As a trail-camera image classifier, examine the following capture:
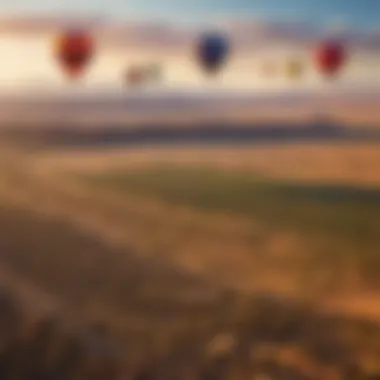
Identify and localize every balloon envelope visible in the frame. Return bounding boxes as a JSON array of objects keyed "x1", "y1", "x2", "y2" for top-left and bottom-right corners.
[
  {"x1": 196, "y1": 32, "x2": 230, "y2": 75},
  {"x1": 285, "y1": 59, "x2": 304, "y2": 80},
  {"x1": 55, "y1": 29, "x2": 94, "y2": 79},
  {"x1": 314, "y1": 41, "x2": 346, "y2": 78},
  {"x1": 125, "y1": 66, "x2": 146, "y2": 87},
  {"x1": 147, "y1": 63, "x2": 162, "y2": 83}
]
